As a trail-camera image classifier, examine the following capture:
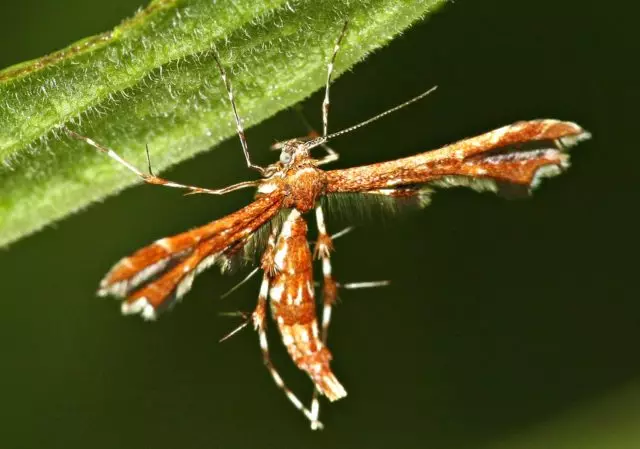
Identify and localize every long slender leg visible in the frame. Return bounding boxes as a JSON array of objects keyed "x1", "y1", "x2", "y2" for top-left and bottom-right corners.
[
  {"x1": 309, "y1": 204, "x2": 338, "y2": 429},
  {"x1": 220, "y1": 266, "x2": 261, "y2": 299},
  {"x1": 316, "y1": 143, "x2": 340, "y2": 166},
  {"x1": 340, "y1": 281, "x2": 390, "y2": 289},
  {"x1": 218, "y1": 279, "x2": 390, "y2": 343},
  {"x1": 272, "y1": 40, "x2": 351, "y2": 163},
  {"x1": 253, "y1": 272, "x2": 323, "y2": 428},
  {"x1": 218, "y1": 311, "x2": 251, "y2": 343},
  {"x1": 330, "y1": 226, "x2": 354, "y2": 241},
  {"x1": 322, "y1": 21, "x2": 349, "y2": 138},
  {"x1": 66, "y1": 129, "x2": 258, "y2": 195},
  {"x1": 292, "y1": 108, "x2": 340, "y2": 166},
  {"x1": 309, "y1": 211, "x2": 386, "y2": 428},
  {"x1": 253, "y1": 226, "x2": 324, "y2": 429},
  {"x1": 308, "y1": 226, "x2": 353, "y2": 246},
  {"x1": 314, "y1": 206, "x2": 337, "y2": 345},
  {"x1": 211, "y1": 51, "x2": 266, "y2": 175}
]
